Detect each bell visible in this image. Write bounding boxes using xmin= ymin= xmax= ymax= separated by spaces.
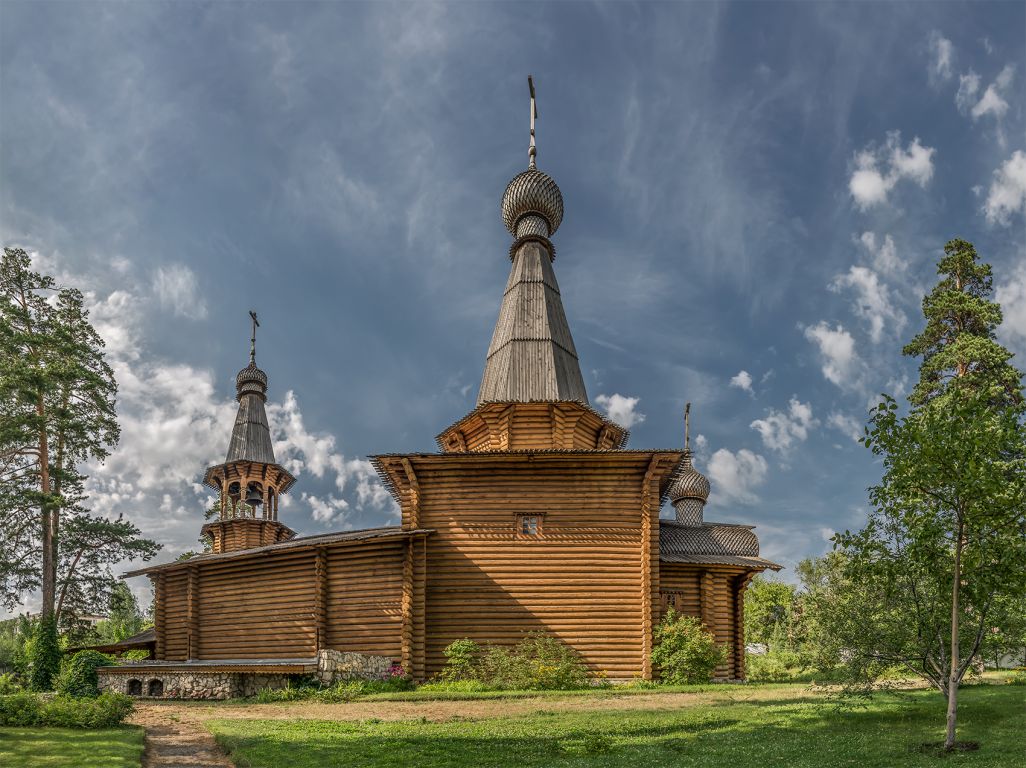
xmin=245 ymin=486 xmax=263 ymax=506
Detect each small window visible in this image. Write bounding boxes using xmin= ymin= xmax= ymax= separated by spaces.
xmin=127 ymin=679 xmax=142 ymax=696
xmin=517 ymin=515 xmax=541 ymax=537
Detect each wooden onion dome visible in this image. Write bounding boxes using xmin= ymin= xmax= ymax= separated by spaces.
xmin=200 ymin=314 xmax=296 ymax=553
xmin=442 ymin=77 xmax=628 ymax=454
xmin=667 ymin=404 xmax=710 ymax=526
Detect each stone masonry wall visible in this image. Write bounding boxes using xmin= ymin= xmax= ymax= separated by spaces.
xmin=316 ymin=650 xmax=394 ymax=684
xmin=98 ymin=669 xmax=293 ymax=700
xmin=97 ymin=652 xmax=394 ymax=700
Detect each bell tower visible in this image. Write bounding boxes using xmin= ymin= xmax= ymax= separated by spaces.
xmin=201 ymin=312 xmax=296 ymax=553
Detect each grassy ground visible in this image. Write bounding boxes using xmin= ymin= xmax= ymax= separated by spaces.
xmin=0 ymin=726 xmax=145 ymax=768
xmin=207 ymin=684 xmax=1025 ymax=768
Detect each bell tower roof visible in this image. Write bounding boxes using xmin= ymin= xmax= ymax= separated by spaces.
xmin=478 ymin=76 xmax=588 ymax=407
xmin=225 ymin=311 xmax=277 ymax=465
xmin=201 ymin=313 xmax=296 ymax=553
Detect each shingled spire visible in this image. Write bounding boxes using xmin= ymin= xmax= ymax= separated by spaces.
xmin=478 ymin=76 xmax=588 ymax=405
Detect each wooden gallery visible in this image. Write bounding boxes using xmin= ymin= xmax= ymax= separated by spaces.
xmin=98 ymin=98 xmax=780 ymax=699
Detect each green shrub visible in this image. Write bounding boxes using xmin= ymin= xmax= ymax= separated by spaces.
xmin=651 ymin=609 xmax=727 ymax=684
xmin=0 ymin=672 xmax=23 ymax=694
xmin=0 ymin=691 xmax=132 ymax=727
xmin=440 ymin=638 xmax=481 ymax=681
xmin=29 ymin=616 xmax=61 ymax=691
xmin=56 ymin=650 xmax=113 ymax=697
xmin=746 ymin=646 xmax=805 ymax=682
xmin=0 ymin=692 xmax=40 ymax=726
xmin=1006 ymin=667 xmax=1026 ymax=685
xmin=437 ymin=633 xmax=593 ymax=690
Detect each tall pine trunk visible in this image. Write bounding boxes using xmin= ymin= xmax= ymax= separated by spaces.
xmin=944 ymin=518 xmax=964 ymax=750
xmin=37 ymin=397 xmax=55 ymax=620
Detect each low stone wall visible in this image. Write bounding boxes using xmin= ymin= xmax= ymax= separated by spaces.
xmin=97 ymin=651 xmax=395 ymax=700
xmin=316 ymin=649 xmax=393 ymax=684
xmin=98 ymin=669 xmax=294 ymax=700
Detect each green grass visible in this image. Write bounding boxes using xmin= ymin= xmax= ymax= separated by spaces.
xmin=0 ymin=726 xmax=145 ymax=768
xmin=208 ymin=685 xmax=1026 ymax=768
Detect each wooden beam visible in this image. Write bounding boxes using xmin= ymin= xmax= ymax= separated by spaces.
xmin=640 ymin=455 xmax=663 ymax=680
xmin=314 ymin=548 xmax=327 ymax=650
xmin=400 ymin=538 xmax=415 ymax=673
xmin=186 ymin=567 xmax=199 ymax=661
xmin=400 ymin=458 xmax=421 ymax=530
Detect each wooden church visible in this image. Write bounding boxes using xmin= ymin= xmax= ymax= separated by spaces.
xmin=101 ymin=82 xmax=779 ymax=697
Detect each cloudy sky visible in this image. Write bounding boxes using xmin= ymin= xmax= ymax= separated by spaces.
xmin=2 ymin=2 xmax=1024 ymax=611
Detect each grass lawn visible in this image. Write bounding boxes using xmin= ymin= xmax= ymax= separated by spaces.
xmin=0 ymin=726 xmax=145 ymax=768
xmin=207 ymin=684 xmax=1026 ymax=768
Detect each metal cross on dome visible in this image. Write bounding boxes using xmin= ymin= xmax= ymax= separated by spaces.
xmin=528 ymin=75 xmax=538 ymax=170
xmin=249 ymin=310 xmax=259 ymax=364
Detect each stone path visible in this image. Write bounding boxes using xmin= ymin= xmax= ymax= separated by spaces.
xmin=129 ymin=705 xmax=234 ymax=768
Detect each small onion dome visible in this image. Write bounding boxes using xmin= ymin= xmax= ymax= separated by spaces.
xmin=668 ymin=452 xmax=710 ymax=504
xmin=502 ymin=168 xmax=564 ymax=238
xmin=235 ymin=362 xmax=268 ymax=400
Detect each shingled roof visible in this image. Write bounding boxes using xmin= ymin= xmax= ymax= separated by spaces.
xmin=225 ymin=381 xmax=276 ymax=464
xmin=659 ymin=519 xmax=781 ymax=570
xmin=478 ymin=241 xmax=588 ymax=405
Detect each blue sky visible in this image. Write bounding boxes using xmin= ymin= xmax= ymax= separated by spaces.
xmin=2 ymin=1 xmax=1024 ymax=609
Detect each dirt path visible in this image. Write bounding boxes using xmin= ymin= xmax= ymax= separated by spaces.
xmin=131 ymin=684 xmax=816 ymax=729
xmin=129 ymin=705 xmax=235 ymax=768
xmin=127 ymin=685 xmax=821 ymax=766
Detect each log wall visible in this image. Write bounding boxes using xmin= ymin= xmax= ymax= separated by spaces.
xmin=658 ymin=562 xmax=750 ymax=681
xmin=151 ymin=536 xmax=414 ymax=664
xmin=397 ymin=453 xmax=677 ymax=679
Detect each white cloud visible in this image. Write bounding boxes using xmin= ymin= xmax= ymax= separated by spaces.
xmin=858 ymin=232 xmax=902 ymax=275
xmin=804 ymin=322 xmax=860 ymax=390
xmin=301 ymin=493 xmax=350 ymax=525
xmin=830 ymin=265 xmax=907 ymax=343
xmin=995 ymin=261 xmax=1026 ymax=356
xmin=152 ymin=263 xmax=207 ymax=320
xmin=827 ymin=412 xmax=863 ymax=443
xmin=750 ymin=397 xmax=818 ymax=453
xmin=595 ymin=393 xmax=646 ymax=429
xmin=928 ymin=32 xmax=954 ymax=84
xmin=706 ymin=448 xmax=768 ymax=505
xmin=729 ymin=370 xmax=754 ymax=394
xmin=955 ymin=70 xmax=981 ymax=113
xmin=984 ymin=151 xmax=1026 ymax=225
xmin=970 ymin=65 xmax=1015 ymax=121
xmin=849 ymin=133 xmax=935 ymax=210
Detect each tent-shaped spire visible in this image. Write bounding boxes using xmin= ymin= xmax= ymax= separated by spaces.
xmin=226 ymin=311 xmax=276 ymax=464
xmin=478 ymin=76 xmax=588 ymax=406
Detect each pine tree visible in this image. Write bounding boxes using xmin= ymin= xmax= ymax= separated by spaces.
xmin=837 ymin=238 xmax=1026 ymax=750
xmin=0 ymin=247 xmax=159 ymax=626
xmin=904 ymin=238 xmax=1021 ymax=407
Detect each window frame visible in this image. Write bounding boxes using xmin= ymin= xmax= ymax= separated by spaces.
xmin=515 ymin=513 xmax=544 ymax=539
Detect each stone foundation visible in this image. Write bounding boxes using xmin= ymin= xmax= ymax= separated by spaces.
xmin=316 ymin=649 xmax=394 ymax=684
xmin=97 ymin=651 xmax=395 ymax=700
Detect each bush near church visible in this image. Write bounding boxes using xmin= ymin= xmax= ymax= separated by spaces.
xmin=55 ymin=650 xmax=114 ymax=698
xmin=435 ymin=633 xmax=592 ymax=690
xmin=0 ymin=691 xmax=132 ymax=727
xmin=651 ymin=609 xmax=728 ymax=684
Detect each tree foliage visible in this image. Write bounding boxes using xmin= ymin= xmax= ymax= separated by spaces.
xmin=0 ymin=247 xmax=159 ymax=624
xmin=29 ymin=615 xmax=60 ymax=691
xmin=834 ymin=238 xmax=1026 ymax=749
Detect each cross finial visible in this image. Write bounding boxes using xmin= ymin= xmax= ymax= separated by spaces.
xmin=684 ymin=402 xmax=691 ymax=453
xmin=249 ymin=310 xmax=260 ymax=365
xmin=528 ymin=75 xmax=538 ymax=170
